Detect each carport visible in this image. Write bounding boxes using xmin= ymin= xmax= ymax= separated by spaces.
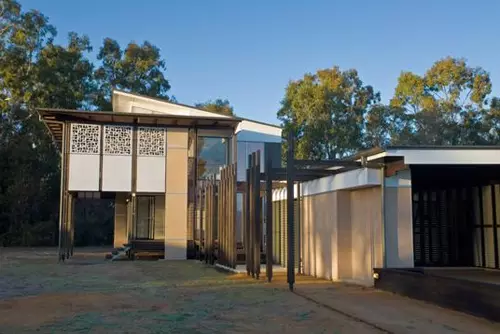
xmin=369 ymin=146 xmax=500 ymax=322
xmin=411 ymin=164 xmax=500 ymax=269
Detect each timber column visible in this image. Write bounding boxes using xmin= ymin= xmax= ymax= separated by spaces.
xmin=164 ymin=128 xmax=189 ymax=260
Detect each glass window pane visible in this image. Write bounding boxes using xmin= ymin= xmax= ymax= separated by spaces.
xmin=237 ymin=193 xmax=243 ymax=242
xmin=246 ymin=142 xmax=265 ymax=172
xmin=197 ymin=136 xmax=228 ymax=179
xmin=237 ymin=141 xmax=248 ymax=181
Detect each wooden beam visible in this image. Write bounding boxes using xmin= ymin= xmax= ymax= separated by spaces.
xmin=385 ymin=160 xmax=408 ymax=177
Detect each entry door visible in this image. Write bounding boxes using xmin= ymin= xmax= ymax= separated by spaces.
xmin=135 ymin=196 xmax=155 ymax=239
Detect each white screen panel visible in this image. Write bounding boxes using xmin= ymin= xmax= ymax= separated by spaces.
xmin=102 ymin=156 xmax=132 ymax=191
xmin=136 ymin=156 xmax=165 ymax=192
xmin=68 ymin=154 xmax=100 ymax=191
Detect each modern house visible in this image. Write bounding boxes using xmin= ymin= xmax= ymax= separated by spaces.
xmin=38 ymin=90 xmax=282 ymax=260
xmin=39 ymin=98 xmax=500 ymax=320
xmin=272 ymin=146 xmax=500 ymax=285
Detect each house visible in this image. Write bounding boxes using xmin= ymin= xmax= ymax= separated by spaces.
xmin=272 ymin=146 xmax=500 ymax=285
xmin=38 ymin=90 xmax=282 ymax=260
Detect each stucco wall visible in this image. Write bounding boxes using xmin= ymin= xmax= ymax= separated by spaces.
xmin=300 ymin=186 xmax=381 ymax=285
xmin=350 ymin=187 xmax=382 ymax=284
xmin=301 ymin=191 xmax=336 ymax=280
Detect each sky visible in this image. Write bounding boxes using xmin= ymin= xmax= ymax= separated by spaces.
xmin=19 ymin=0 xmax=500 ymax=125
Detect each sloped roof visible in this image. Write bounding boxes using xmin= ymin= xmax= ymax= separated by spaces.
xmin=112 ymin=89 xmax=281 ymax=129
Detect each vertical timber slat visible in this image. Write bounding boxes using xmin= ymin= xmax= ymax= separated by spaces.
xmin=286 ymin=131 xmax=295 ymax=291
xmin=266 ymin=157 xmax=273 ymax=282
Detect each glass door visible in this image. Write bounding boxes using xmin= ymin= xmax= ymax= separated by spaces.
xmin=135 ymin=196 xmax=155 ymax=239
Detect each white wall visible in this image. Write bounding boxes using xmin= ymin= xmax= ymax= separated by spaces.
xmin=102 ymin=156 xmax=132 ymax=191
xmin=68 ymin=154 xmax=100 ymax=191
xmin=235 ymin=119 xmax=281 ymax=143
xmin=272 ymin=168 xmax=382 ymax=200
xmin=299 ymin=186 xmax=381 ymax=287
xmin=136 ymin=157 xmax=165 ymax=192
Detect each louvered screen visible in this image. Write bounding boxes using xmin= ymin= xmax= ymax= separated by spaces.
xmin=413 ymin=187 xmax=476 ymax=267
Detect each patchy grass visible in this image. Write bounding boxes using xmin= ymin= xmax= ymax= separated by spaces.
xmin=0 ymin=248 xmax=378 ymax=333
xmin=3 ymin=248 xmax=499 ymax=334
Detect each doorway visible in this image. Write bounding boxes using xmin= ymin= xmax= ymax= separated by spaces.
xmin=134 ymin=196 xmax=156 ymax=240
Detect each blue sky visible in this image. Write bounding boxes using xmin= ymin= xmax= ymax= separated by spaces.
xmin=20 ymin=0 xmax=500 ymax=125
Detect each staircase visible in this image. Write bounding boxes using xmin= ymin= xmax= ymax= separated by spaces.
xmin=105 ymin=245 xmax=132 ymax=261
xmin=106 ymin=240 xmax=165 ymax=261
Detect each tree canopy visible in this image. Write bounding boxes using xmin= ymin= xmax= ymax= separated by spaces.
xmin=196 ymin=99 xmax=234 ymax=116
xmin=277 ymin=67 xmax=382 ymax=159
xmin=279 ymin=58 xmax=499 ymax=160
xmin=94 ymin=38 xmax=171 ymax=110
xmin=390 ymin=57 xmax=492 ymax=145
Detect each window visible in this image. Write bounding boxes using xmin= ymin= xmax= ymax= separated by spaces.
xmin=236 ymin=141 xmax=265 ymax=181
xmin=197 ymin=136 xmax=229 ymax=179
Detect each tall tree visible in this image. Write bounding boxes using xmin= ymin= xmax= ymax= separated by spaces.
xmin=196 ymin=98 xmax=234 ymax=116
xmin=0 ymin=0 xmax=172 ymax=246
xmin=390 ymin=57 xmax=492 ymax=145
xmin=0 ymin=0 xmax=95 ymax=245
xmin=93 ymin=38 xmax=171 ymax=110
xmin=277 ymin=66 xmax=380 ymax=159
xmin=485 ymin=97 xmax=500 ymax=144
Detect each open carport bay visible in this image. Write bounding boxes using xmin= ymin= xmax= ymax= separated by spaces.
xmin=410 ymin=165 xmax=500 ymax=269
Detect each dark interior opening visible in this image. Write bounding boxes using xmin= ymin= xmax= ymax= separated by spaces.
xmin=74 ymin=197 xmax=114 ymax=246
xmin=411 ymin=165 xmax=500 ymax=268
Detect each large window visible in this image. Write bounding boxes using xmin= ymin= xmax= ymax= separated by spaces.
xmin=237 ymin=141 xmax=265 ymax=181
xmin=197 ymin=136 xmax=229 ymax=179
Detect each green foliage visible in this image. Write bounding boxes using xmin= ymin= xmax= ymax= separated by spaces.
xmin=94 ymin=38 xmax=171 ymax=110
xmin=195 ymin=98 xmax=234 ymax=116
xmin=390 ymin=57 xmax=493 ymax=145
xmin=0 ymin=0 xmax=171 ymax=246
xmin=277 ymin=66 xmax=381 ymax=159
xmin=279 ymin=58 xmax=500 ymax=160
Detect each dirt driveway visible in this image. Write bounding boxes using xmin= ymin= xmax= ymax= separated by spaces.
xmin=0 ymin=248 xmax=499 ymax=333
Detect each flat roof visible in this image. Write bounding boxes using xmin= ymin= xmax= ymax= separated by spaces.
xmin=352 ymin=145 xmax=500 ymax=165
xmin=38 ymin=108 xmax=242 ymax=148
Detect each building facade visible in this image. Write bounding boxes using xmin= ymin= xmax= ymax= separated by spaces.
xmin=39 ymin=90 xmax=282 ymax=260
